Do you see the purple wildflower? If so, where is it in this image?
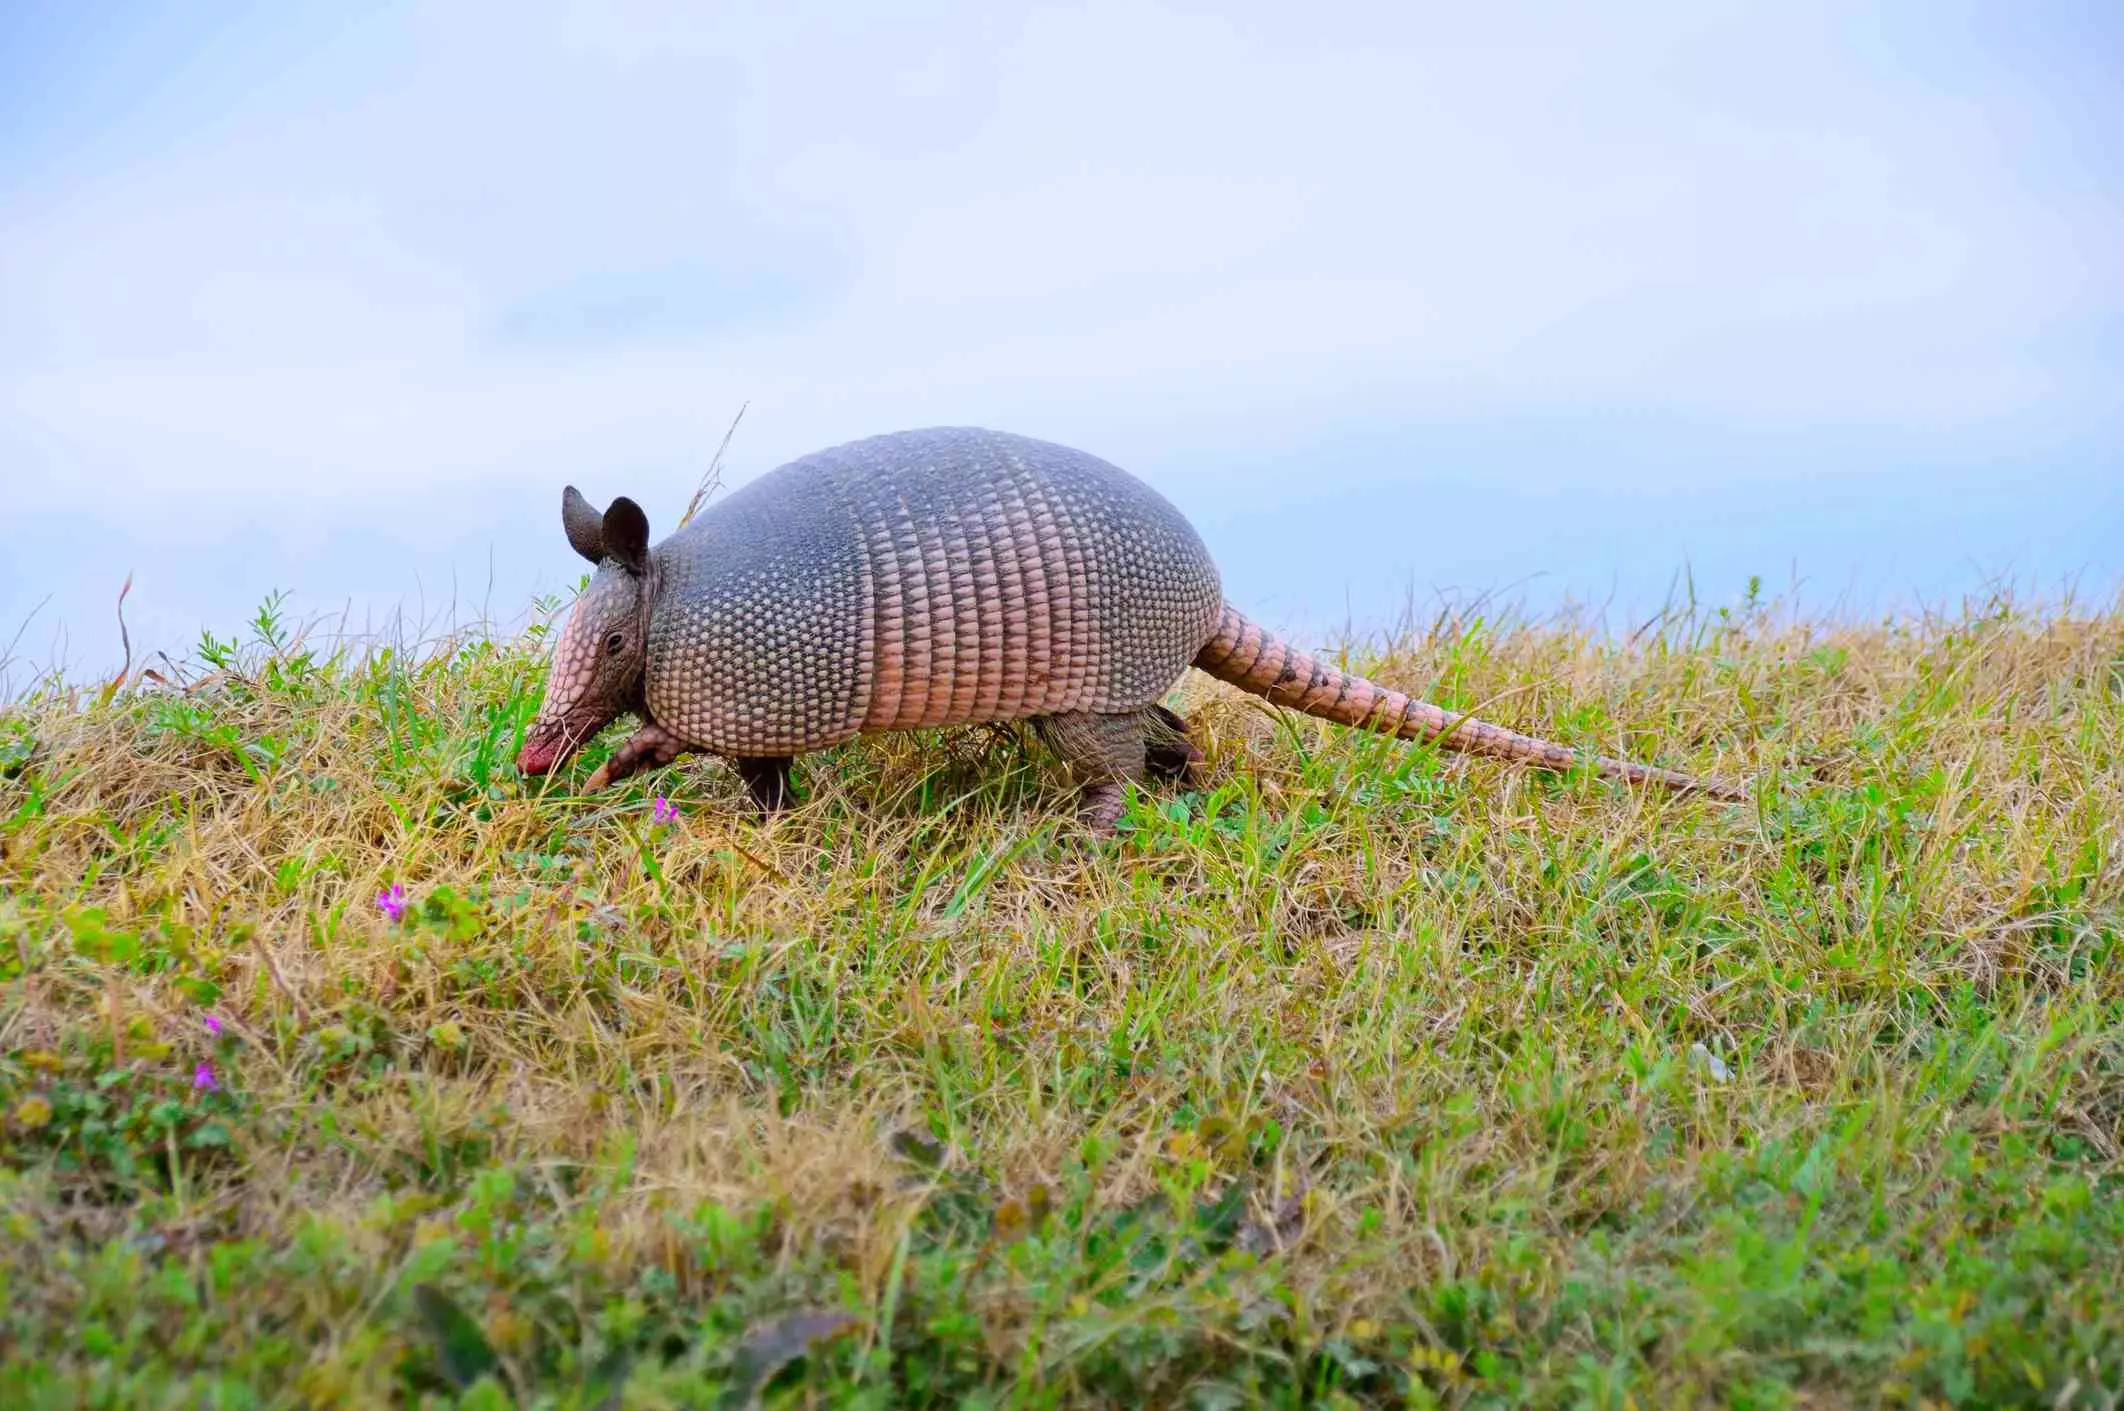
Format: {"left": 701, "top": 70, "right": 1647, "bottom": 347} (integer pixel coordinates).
{"left": 377, "top": 883, "right": 407, "bottom": 922}
{"left": 193, "top": 1061, "right": 218, "bottom": 1092}
{"left": 652, "top": 795, "right": 680, "bottom": 825}
{"left": 203, "top": 1014, "right": 224, "bottom": 1039}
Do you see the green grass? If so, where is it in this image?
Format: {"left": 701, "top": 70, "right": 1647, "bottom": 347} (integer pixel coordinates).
{"left": 2, "top": 585, "right": 2120, "bottom": 1408}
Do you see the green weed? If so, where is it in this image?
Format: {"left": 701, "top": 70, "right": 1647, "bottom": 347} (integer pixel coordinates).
{"left": 0, "top": 587, "right": 2119, "bottom": 1407}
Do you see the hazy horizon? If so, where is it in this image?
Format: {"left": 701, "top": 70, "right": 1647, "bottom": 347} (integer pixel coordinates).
{"left": 4, "top": 2, "right": 2119, "bottom": 692}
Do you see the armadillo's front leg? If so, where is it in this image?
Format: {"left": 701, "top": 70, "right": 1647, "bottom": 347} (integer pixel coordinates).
{"left": 583, "top": 722, "right": 686, "bottom": 791}
{"left": 733, "top": 756, "right": 796, "bottom": 815}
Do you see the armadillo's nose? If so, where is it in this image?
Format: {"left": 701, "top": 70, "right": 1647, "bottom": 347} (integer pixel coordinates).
{"left": 515, "top": 730, "right": 562, "bottom": 776}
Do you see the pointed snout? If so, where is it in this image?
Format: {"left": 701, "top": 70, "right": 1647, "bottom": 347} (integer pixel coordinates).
{"left": 515, "top": 717, "right": 582, "bottom": 777}
{"left": 515, "top": 733, "right": 563, "bottom": 776}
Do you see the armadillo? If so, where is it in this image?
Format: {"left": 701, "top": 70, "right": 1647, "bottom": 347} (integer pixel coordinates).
{"left": 514, "top": 426, "right": 1748, "bottom": 827}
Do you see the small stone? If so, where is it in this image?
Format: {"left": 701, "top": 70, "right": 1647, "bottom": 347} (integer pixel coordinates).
{"left": 1688, "top": 1043, "right": 1733, "bottom": 1083}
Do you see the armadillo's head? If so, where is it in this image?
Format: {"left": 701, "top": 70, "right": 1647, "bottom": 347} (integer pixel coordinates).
{"left": 516, "top": 486, "right": 653, "bottom": 778}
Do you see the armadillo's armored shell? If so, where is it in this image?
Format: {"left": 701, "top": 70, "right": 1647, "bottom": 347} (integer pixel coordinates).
{"left": 644, "top": 427, "right": 1223, "bottom": 756}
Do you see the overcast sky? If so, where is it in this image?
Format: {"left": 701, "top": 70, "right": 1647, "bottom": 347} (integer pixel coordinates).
{"left": 3, "top": 1, "right": 2119, "bottom": 690}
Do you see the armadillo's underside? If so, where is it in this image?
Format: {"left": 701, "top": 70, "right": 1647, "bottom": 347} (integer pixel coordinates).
{"left": 644, "top": 427, "right": 1224, "bottom": 758}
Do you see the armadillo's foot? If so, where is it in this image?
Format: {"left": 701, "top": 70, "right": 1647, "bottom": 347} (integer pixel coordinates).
{"left": 733, "top": 756, "right": 796, "bottom": 815}
{"left": 1142, "top": 704, "right": 1203, "bottom": 786}
{"left": 582, "top": 723, "right": 686, "bottom": 791}
{"left": 1035, "top": 708, "right": 1151, "bottom": 835}
{"left": 1075, "top": 780, "right": 1129, "bottom": 835}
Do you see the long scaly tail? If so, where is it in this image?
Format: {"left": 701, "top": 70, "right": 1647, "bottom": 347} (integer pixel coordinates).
{"left": 1192, "top": 604, "right": 1749, "bottom": 803}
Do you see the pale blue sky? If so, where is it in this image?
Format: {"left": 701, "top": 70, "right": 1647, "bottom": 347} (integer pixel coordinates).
{"left": 2, "top": 1, "right": 2119, "bottom": 690}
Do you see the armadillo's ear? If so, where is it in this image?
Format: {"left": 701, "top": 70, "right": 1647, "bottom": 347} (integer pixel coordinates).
{"left": 561, "top": 485, "right": 606, "bottom": 565}
{"left": 601, "top": 496, "right": 650, "bottom": 575}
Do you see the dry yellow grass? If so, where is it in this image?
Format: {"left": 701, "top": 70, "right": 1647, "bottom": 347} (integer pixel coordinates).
{"left": 2, "top": 585, "right": 2120, "bottom": 1406}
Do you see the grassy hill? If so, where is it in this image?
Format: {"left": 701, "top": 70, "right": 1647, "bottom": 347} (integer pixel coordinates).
{"left": 2, "top": 587, "right": 2120, "bottom": 1408}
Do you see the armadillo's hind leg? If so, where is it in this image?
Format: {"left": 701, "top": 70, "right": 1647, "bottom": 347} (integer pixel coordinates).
{"left": 733, "top": 756, "right": 796, "bottom": 815}
{"left": 1035, "top": 709, "right": 1151, "bottom": 834}
{"left": 1142, "top": 704, "right": 1203, "bottom": 787}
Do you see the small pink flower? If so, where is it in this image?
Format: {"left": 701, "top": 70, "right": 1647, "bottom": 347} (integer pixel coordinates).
{"left": 377, "top": 883, "right": 407, "bottom": 922}
{"left": 203, "top": 1014, "right": 224, "bottom": 1039}
{"left": 193, "top": 1062, "right": 217, "bottom": 1092}
{"left": 652, "top": 796, "right": 679, "bottom": 825}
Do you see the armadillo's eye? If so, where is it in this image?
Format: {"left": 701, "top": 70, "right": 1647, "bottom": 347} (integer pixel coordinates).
{"left": 604, "top": 631, "right": 626, "bottom": 655}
